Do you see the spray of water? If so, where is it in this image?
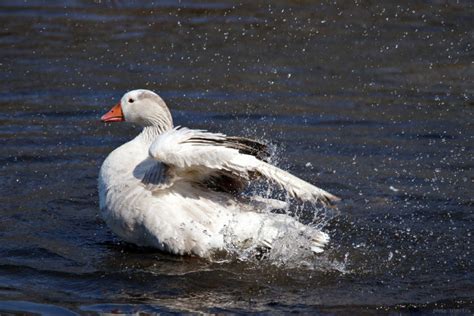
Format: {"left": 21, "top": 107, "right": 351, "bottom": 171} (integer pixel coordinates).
{"left": 207, "top": 126, "right": 346, "bottom": 271}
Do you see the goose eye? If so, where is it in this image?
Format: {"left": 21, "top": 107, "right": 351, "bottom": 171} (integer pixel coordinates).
{"left": 128, "top": 98, "right": 135, "bottom": 103}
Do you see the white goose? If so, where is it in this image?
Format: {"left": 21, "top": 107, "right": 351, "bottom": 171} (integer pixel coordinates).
{"left": 99, "top": 89, "right": 339, "bottom": 257}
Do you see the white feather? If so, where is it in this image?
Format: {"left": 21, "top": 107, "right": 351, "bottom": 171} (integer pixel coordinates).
{"left": 99, "top": 90, "right": 339, "bottom": 258}
{"left": 149, "top": 127, "right": 340, "bottom": 204}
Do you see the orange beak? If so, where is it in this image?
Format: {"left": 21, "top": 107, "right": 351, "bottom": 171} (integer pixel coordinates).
{"left": 101, "top": 102, "right": 125, "bottom": 123}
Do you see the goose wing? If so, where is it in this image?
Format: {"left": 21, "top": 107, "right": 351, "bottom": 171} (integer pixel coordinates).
{"left": 144, "top": 127, "right": 340, "bottom": 205}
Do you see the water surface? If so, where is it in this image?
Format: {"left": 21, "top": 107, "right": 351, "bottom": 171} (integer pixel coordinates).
{"left": 0, "top": 0, "right": 473, "bottom": 314}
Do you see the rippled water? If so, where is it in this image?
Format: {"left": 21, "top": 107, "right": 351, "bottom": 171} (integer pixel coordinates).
{"left": 1, "top": 1, "right": 473, "bottom": 314}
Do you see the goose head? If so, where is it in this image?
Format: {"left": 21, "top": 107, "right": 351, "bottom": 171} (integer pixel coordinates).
{"left": 101, "top": 89, "right": 173, "bottom": 130}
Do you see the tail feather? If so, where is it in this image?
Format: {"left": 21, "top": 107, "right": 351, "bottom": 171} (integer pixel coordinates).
{"left": 231, "top": 212, "right": 331, "bottom": 255}
{"left": 261, "top": 222, "right": 330, "bottom": 254}
{"left": 310, "top": 230, "right": 330, "bottom": 253}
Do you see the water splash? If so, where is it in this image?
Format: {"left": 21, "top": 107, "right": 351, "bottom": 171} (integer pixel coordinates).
{"left": 213, "top": 140, "right": 344, "bottom": 271}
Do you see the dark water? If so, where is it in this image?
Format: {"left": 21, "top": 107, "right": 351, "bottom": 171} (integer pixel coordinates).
{"left": 1, "top": 0, "right": 473, "bottom": 314}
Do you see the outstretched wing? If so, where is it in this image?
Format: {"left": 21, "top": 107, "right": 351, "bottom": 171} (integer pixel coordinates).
{"left": 145, "top": 127, "right": 340, "bottom": 205}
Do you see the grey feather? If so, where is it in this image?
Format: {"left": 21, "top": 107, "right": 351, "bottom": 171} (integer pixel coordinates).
{"left": 141, "top": 163, "right": 173, "bottom": 191}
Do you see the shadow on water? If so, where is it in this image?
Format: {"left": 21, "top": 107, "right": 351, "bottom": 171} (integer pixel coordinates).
{"left": 0, "top": 0, "right": 472, "bottom": 314}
